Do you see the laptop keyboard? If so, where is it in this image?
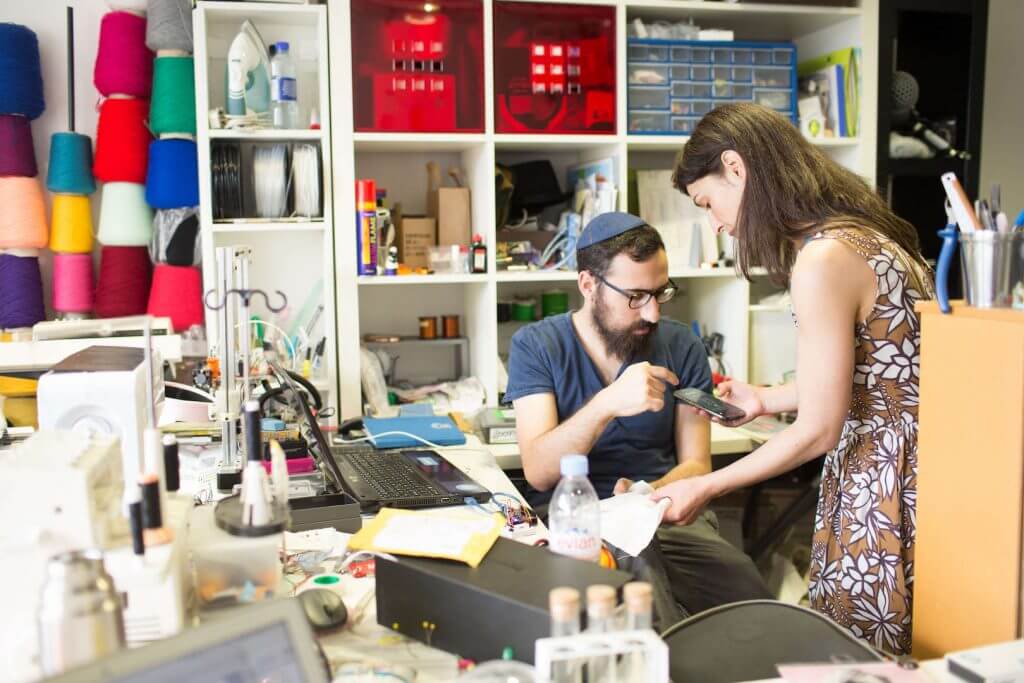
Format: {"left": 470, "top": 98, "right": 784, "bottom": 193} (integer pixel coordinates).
{"left": 334, "top": 444, "right": 439, "bottom": 500}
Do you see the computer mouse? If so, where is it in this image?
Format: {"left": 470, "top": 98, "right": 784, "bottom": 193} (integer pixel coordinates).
{"left": 297, "top": 589, "right": 348, "bottom": 631}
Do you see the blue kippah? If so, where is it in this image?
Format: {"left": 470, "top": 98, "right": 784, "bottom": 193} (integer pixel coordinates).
{"left": 576, "top": 212, "right": 648, "bottom": 251}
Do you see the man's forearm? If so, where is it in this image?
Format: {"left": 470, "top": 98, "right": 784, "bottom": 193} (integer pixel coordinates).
{"left": 651, "top": 459, "right": 711, "bottom": 489}
{"left": 523, "top": 391, "right": 615, "bottom": 491}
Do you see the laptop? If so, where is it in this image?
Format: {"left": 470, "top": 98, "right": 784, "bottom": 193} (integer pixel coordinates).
{"left": 269, "top": 361, "right": 491, "bottom": 512}
{"left": 42, "top": 598, "right": 328, "bottom": 683}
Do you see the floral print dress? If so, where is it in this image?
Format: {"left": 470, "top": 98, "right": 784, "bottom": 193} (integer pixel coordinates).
{"left": 803, "top": 227, "right": 934, "bottom": 656}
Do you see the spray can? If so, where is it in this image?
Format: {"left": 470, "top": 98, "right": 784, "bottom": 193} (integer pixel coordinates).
{"left": 38, "top": 550, "right": 125, "bottom": 676}
{"left": 356, "top": 179, "right": 378, "bottom": 275}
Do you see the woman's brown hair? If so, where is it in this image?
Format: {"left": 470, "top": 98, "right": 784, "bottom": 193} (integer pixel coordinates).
{"left": 672, "top": 103, "right": 931, "bottom": 290}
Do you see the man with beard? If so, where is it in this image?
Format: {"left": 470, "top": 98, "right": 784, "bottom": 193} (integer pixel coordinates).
{"left": 505, "top": 212, "right": 770, "bottom": 627}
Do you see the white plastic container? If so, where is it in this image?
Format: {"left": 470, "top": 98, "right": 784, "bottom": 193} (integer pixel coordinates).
{"left": 190, "top": 497, "right": 283, "bottom": 607}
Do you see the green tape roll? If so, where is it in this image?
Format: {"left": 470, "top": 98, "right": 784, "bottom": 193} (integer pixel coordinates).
{"left": 541, "top": 289, "right": 569, "bottom": 317}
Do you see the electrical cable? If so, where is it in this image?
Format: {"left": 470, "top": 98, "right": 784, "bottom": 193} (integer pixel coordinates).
{"left": 253, "top": 143, "right": 288, "bottom": 218}
{"left": 212, "top": 141, "right": 242, "bottom": 219}
{"left": 291, "top": 143, "right": 321, "bottom": 218}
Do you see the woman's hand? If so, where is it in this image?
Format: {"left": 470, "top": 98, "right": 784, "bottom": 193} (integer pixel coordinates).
{"left": 684, "top": 380, "right": 764, "bottom": 427}
{"left": 651, "top": 476, "right": 715, "bottom": 525}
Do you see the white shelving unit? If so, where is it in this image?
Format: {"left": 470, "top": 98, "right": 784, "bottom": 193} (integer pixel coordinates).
{"left": 193, "top": 2, "right": 338, "bottom": 411}
{"left": 320, "top": 0, "right": 879, "bottom": 419}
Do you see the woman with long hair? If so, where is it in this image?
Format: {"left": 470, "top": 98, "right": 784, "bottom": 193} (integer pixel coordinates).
{"left": 653, "top": 103, "right": 934, "bottom": 655}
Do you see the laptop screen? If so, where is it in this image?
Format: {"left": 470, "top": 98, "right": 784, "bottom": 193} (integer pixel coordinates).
{"left": 110, "top": 622, "right": 307, "bottom": 683}
{"left": 266, "top": 360, "right": 348, "bottom": 496}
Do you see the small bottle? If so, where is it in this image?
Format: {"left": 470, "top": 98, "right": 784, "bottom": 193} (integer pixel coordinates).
{"left": 549, "top": 587, "right": 581, "bottom": 683}
{"left": 549, "top": 455, "right": 601, "bottom": 563}
{"left": 585, "top": 584, "right": 617, "bottom": 683}
{"left": 471, "top": 233, "right": 487, "bottom": 273}
{"left": 270, "top": 41, "right": 299, "bottom": 129}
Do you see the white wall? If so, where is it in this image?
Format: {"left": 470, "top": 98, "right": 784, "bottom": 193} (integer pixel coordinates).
{"left": 3, "top": 1, "right": 107, "bottom": 312}
{"left": 980, "top": 0, "right": 1024, "bottom": 215}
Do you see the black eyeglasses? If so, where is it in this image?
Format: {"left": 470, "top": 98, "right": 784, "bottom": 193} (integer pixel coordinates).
{"left": 593, "top": 274, "right": 678, "bottom": 309}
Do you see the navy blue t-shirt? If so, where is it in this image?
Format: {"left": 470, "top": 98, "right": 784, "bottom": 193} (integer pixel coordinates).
{"left": 504, "top": 313, "right": 712, "bottom": 506}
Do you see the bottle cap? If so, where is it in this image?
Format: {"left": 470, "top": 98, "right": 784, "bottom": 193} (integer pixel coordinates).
{"left": 586, "top": 584, "right": 617, "bottom": 618}
{"left": 560, "top": 454, "right": 588, "bottom": 477}
{"left": 473, "top": 233, "right": 483, "bottom": 243}
{"left": 549, "top": 587, "right": 580, "bottom": 621}
{"left": 276, "top": 41, "right": 289, "bottom": 51}
{"left": 623, "top": 581, "right": 653, "bottom": 612}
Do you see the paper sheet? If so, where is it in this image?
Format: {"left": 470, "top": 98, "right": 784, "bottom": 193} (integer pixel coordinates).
{"left": 599, "top": 481, "right": 670, "bottom": 557}
{"left": 347, "top": 508, "right": 503, "bottom": 568}
{"left": 637, "top": 170, "right": 714, "bottom": 267}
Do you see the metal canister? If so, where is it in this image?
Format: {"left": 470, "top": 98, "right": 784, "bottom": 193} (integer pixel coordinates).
{"left": 442, "top": 314, "right": 460, "bottom": 338}
{"left": 418, "top": 316, "right": 438, "bottom": 340}
{"left": 37, "top": 550, "right": 125, "bottom": 676}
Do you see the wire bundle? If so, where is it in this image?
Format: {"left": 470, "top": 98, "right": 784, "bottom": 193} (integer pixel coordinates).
{"left": 144, "top": 8, "right": 203, "bottom": 333}
{"left": 0, "top": 251, "right": 45, "bottom": 329}
{"left": 0, "top": 23, "right": 46, "bottom": 329}
{"left": 49, "top": 194, "right": 94, "bottom": 253}
{"left": 292, "top": 144, "right": 321, "bottom": 218}
{"left": 45, "top": 7, "right": 100, "bottom": 318}
{"left": 150, "top": 56, "right": 196, "bottom": 135}
{"left": 47, "top": 132, "right": 96, "bottom": 195}
{"left": 95, "top": 245, "right": 153, "bottom": 318}
{"left": 211, "top": 142, "right": 242, "bottom": 220}
{"left": 0, "top": 23, "right": 45, "bottom": 121}
{"left": 98, "top": 182, "right": 153, "bottom": 246}
{"left": 148, "top": 263, "right": 203, "bottom": 332}
{"left": 52, "top": 253, "right": 95, "bottom": 314}
{"left": 94, "top": 12, "right": 154, "bottom": 98}
{"left": 254, "top": 144, "right": 289, "bottom": 218}
{"left": 94, "top": 97, "right": 152, "bottom": 183}
{"left": 150, "top": 206, "right": 200, "bottom": 267}
{"left": 0, "top": 115, "right": 37, "bottom": 177}
{"left": 145, "top": 138, "right": 199, "bottom": 209}
{"left": 146, "top": 0, "right": 193, "bottom": 53}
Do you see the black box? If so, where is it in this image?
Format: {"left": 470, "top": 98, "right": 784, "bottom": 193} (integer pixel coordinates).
{"left": 376, "top": 537, "right": 632, "bottom": 664}
{"left": 288, "top": 493, "right": 362, "bottom": 534}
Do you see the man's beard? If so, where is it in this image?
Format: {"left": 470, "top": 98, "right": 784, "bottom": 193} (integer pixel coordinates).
{"left": 592, "top": 289, "right": 658, "bottom": 361}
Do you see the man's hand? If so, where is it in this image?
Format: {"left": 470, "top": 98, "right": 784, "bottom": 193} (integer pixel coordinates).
{"left": 651, "top": 475, "right": 715, "bottom": 525}
{"left": 613, "top": 478, "right": 634, "bottom": 495}
{"left": 599, "top": 362, "right": 679, "bottom": 418}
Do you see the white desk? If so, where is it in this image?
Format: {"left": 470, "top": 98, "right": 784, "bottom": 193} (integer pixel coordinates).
{"left": 309, "top": 444, "right": 538, "bottom": 680}
{"left": 482, "top": 422, "right": 755, "bottom": 471}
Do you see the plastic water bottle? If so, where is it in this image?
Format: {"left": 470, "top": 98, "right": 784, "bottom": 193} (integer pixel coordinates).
{"left": 270, "top": 42, "right": 299, "bottom": 129}
{"left": 549, "top": 455, "right": 601, "bottom": 562}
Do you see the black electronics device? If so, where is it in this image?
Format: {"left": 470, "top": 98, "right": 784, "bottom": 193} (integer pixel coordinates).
{"left": 375, "top": 537, "right": 632, "bottom": 664}
{"left": 268, "top": 360, "right": 491, "bottom": 512}
{"left": 674, "top": 388, "right": 747, "bottom": 423}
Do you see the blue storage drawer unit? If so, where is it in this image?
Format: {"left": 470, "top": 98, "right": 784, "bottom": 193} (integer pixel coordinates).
{"left": 627, "top": 38, "right": 797, "bottom": 136}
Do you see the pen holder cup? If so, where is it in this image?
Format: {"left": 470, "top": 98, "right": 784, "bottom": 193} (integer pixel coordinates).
{"left": 959, "top": 231, "right": 1024, "bottom": 309}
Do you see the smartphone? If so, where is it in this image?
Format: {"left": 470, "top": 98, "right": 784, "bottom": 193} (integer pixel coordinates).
{"left": 674, "top": 388, "right": 747, "bottom": 422}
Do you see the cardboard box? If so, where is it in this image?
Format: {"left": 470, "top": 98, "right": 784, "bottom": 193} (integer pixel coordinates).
{"left": 438, "top": 187, "right": 471, "bottom": 246}
{"left": 398, "top": 216, "right": 436, "bottom": 269}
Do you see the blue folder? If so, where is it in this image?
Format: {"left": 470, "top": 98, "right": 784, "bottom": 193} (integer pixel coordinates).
{"left": 362, "top": 415, "right": 467, "bottom": 449}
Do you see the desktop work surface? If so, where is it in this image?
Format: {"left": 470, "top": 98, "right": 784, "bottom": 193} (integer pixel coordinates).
{"left": 485, "top": 422, "right": 755, "bottom": 471}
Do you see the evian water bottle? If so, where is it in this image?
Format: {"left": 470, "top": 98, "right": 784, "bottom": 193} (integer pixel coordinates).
{"left": 548, "top": 455, "right": 601, "bottom": 562}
